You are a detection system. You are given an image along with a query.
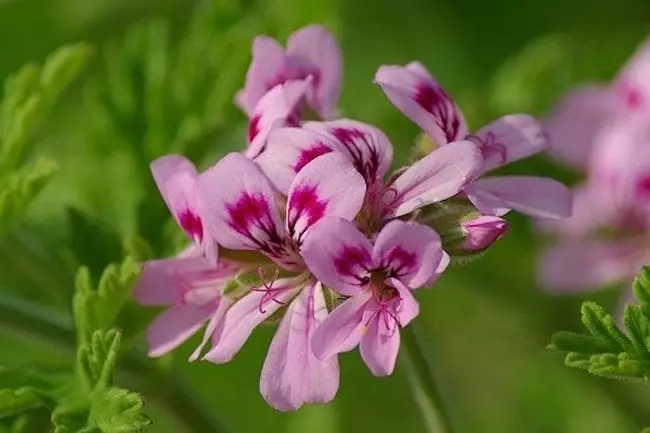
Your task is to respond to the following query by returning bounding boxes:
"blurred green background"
[1,0,650,431]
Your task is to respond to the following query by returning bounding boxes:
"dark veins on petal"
[332,127,382,182]
[382,245,417,278]
[414,84,461,143]
[179,209,204,241]
[287,185,327,242]
[293,143,333,173]
[334,246,371,285]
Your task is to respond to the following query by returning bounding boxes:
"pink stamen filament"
[249,267,286,313]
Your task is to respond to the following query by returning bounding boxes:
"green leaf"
[550,331,611,354]
[89,388,151,433]
[633,266,650,305]
[76,330,121,393]
[73,258,140,344]
[0,388,44,419]
[580,302,631,352]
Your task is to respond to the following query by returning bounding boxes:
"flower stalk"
[401,323,455,433]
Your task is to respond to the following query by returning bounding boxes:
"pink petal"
[246,80,311,158]
[189,297,233,362]
[196,152,286,252]
[260,282,339,411]
[150,155,205,242]
[359,315,401,377]
[147,301,218,357]
[536,184,613,237]
[204,279,301,363]
[464,184,511,216]
[301,217,373,296]
[389,140,482,217]
[460,215,508,251]
[374,64,468,145]
[614,38,650,113]
[286,152,366,244]
[304,119,394,184]
[469,176,573,219]
[472,114,547,172]
[390,278,420,326]
[133,256,215,306]
[372,220,444,289]
[236,36,288,116]
[255,127,338,194]
[287,25,342,119]
[539,241,645,292]
[544,86,616,168]
[311,292,372,360]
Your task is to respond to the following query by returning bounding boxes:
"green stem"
[0,292,226,433]
[401,324,455,433]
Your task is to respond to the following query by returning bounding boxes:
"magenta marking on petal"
[413,84,461,143]
[468,132,507,166]
[334,246,371,285]
[226,193,284,249]
[248,114,262,142]
[293,143,333,173]
[287,185,327,242]
[619,82,644,110]
[179,209,204,242]
[635,175,650,199]
[383,246,417,279]
[331,127,381,182]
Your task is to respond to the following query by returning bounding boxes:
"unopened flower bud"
[460,215,507,251]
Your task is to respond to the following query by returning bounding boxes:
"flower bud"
[460,215,507,251]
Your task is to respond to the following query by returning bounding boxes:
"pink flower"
[194,151,367,410]
[256,118,483,226]
[460,215,507,252]
[302,218,448,376]
[544,39,650,168]
[245,80,310,159]
[133,248,238,357]
[150,155,216,259]
[374,62,572,219]
[540,115,650,307]
[236,24,342,120]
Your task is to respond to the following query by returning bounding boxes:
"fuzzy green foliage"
[550,266,650,382]
[0,43,91,233]
[0,257,149,432]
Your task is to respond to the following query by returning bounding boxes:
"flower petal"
[614,38,650,112]
[133,256,216,306]
[539,241,644,292]
[246,80,311,158]
[146,301,218,357]
[304,119,394,184]
[204,279,300,363]
[373,220,444,289]
[260,282,339,411]
[287,25,342,119]
[374,64,468,145]
[359,316,401,377]
[311,292,372,360]
[472,114,547,172]
[196,152,286,252]
[544,86,616,168]
[468,176,573,219]
[255,127,338,194]
[150,155,205,242]
[389,140,482,217]
[301,217,373,296]
[189,297,233,362]
[390,278,420,326]
[286,152,366,244]
[236,36,288,116]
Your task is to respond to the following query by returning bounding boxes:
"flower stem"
[401,324,455,433]
[0,292,226,433]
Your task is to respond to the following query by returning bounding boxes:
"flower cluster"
[540,39,650,311]
[134,24,571,411]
